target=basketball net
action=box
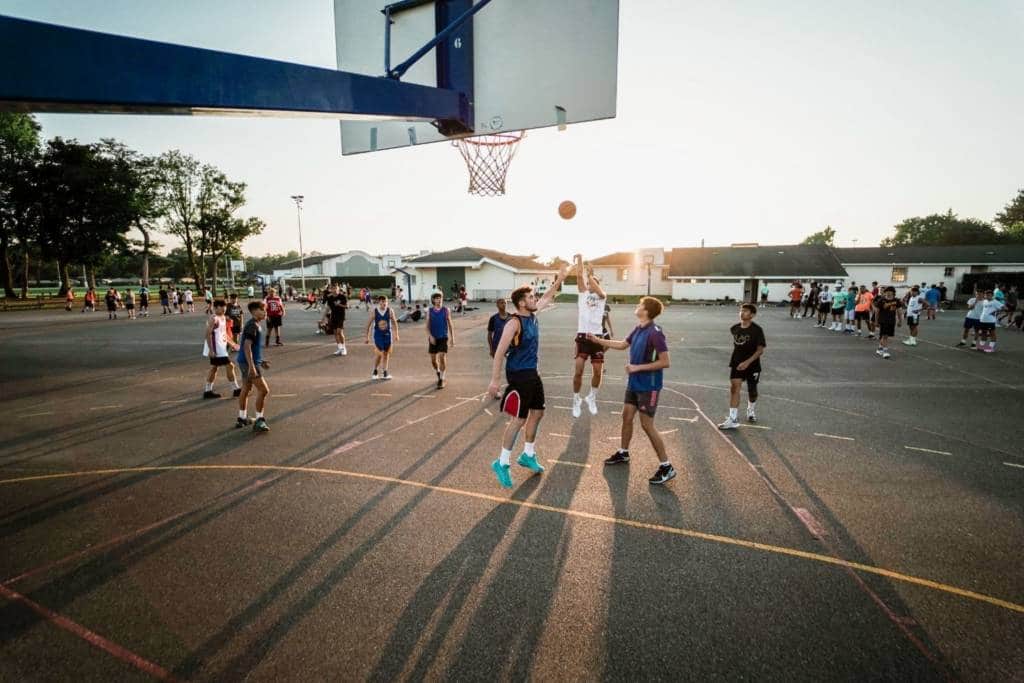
[452,131,525,196]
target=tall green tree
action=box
[97,140,163,285]
[0,113,41,297]
[994,189,1024,243]
[33,138,140,293]
[801,225,837,246]
[880,210,999,246]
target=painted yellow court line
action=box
[1,464,1021,616]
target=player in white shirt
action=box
[901,285,929,346]
[202,299,241,399]
[572,254,608,418]
[977,289,1004,353]
[957,289,985,348]
[815,287,832,328]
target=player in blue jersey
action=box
[486,264,569,488]
[365,294,399,380]
[426,292,455,389]
[588,296,675,484]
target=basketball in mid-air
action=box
[558,200,577,220]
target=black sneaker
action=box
[235,416,253,428]
[747,413,757,423]
[232,388,242,397]
[604,450,630,465]
[253,418,269,433]
[203,390,221,399]
[648,464,676,485]
[436,377,444,390]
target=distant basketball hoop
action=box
[452,131,524,196]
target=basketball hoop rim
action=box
[452,130,525,147]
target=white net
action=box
[452,131,525,196]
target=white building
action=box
[667,244,848,302]
[587,249,672,298]
[834,245,1024,300]
[402,247,556,302]
[272,250,416,281]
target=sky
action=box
[4,0,1023,261]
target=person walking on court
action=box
[104,287,118,320]
[788,282,802,318]
[325,283,349,356]
[264,287,285,346]
[760,282,770,305]
[64,287,74,312]
[802,282,818,318]
[571,254,607,418]
[203,299,241,399]
[486,264,569,488]
[487,298,511,359]
[816,285,832,327]
[587,296,676,485]
[873,286,903,359]
[958,287,983,348]
[366,294,399,380]
[902,285,929,346]
[124,288,136,319]
[138,285,149,317]
[427,292,454,388]
[236,301,271,432]
[718,303,767,429]
[854,285,875,338]
[82,286,96,313]
[184,287,195,313]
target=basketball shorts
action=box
[209,356,230,367]
[574,333,605,362]
[818,303,830,313]
[374,333,392,352]
[266,315,283,329]
[429,337,449,354]
[963,318,978,330]
[855,310,870,322]
[729,366,761,395]
[878,321,896,337]
[977,322,996,332]
[624,389,659,417]
[239,364,265,382]
[329,315,345,331]
[502,369,545,419]
[906,314,920,326]
[845,309,855,321]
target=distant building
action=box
[586,249,672,297]
[403,247,556,302]
[272,251,413,281]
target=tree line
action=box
[801,191,1024,247]
[0,113,264,297]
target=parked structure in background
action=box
[272,250,422,282]
[586,249,672,297]
[402,247,556,302]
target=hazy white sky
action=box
[5,0,1023,260]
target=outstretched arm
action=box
[537,263,569,312]
[585,333,629,351]
[587,267,607,300]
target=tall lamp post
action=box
[643,254,654,296]
[290,194,306,293]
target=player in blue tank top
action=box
[427,292,455,389]
[365,294,399,380]
[587,296,676,485]
[486,264,569,488]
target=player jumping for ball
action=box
[572,254,607,417]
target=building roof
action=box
[589,251,634,266]
[406,247,552,271]
[668,244,847,278]
[277,253,344,269]
[834,244,1024,264]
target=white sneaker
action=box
[340,346,347,356]
[882,351,891,359]
[718,418,739,430]
[333,348,344,356]
[901,338,913,346]
[585,393,598,416]
[875,348,884,356]
[371,370,379,380]
[572,395,582,418]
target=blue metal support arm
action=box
[0,16,470,128]
[385,0,494,80]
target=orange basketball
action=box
[558,200,577,220]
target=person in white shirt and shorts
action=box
[572,254,608,418]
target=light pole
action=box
[290,194,306,293]
[643,254,654,296]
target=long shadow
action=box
[756,435,954,679]
[436,415,593,680]
[0,380,422,540]
[0,385,442,645]
[186,412,500,679]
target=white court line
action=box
[1003,462,1024,469]
[412,394,436,399]
[483,408,493,416]
[738,424,771,430]
[456,396,479,400]
[670,416,698,423]
[159,399,188,405]
[659,429,679,436]
[904,446,953,456]
[322,393,346,397]
[552,406,572,411]
[17,411,54,418]
[814,433,855,441]
[89,405,122,411]
[370,393,392,397]
[275,393,297,398]
[605,436,621,441]
[547,459,590,468]
[609,410,621,415]
[549,433,572,438]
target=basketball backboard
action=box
[334,0,619,155]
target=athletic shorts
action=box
[878,321,896,337]
[817,303,830,313]
[502,369,545,419]
[624,389,659,417]
[329,315,345,330]
[760,294,768,303]
[374,334,392,352]
[855,310,870,322]
[831,307,844,316]
[906,314,919,326]
[238,364,264,382]
[574,333,605,363]
[963,318,978,330]
[125,303,134,310]
[209,356,230,367]
[977,322,995,331]
[266,315,282,329]
[730,366,761,382]
[845,309,855,321]
[429,337,449,354]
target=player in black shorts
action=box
[324,284,349,356]
[719,304,766,429]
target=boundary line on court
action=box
[1,464,1020,615]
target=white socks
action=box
[204,383,213,391]
[729,407,738,420]
[524,442,536,456]
[238,410,247,419]
[747,401,756,413]
[499,448,512,466]
[256,411,264,419]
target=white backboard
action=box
[334,0,619,154]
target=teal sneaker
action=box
[491,459,513,488]
[516,453,545,474]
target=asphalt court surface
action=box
[0,302,1022,680]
